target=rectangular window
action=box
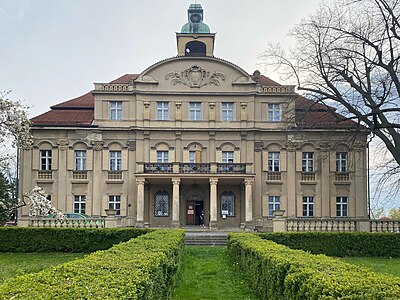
[189,102,201,120]
[189,151,196,163]
[221,102,234,121]
[336,152,348,172]
[109,151,122,171]
[73,195,86,214]
[302,152,314,172]
[222,151,234,163]
[74,150,87,171]
[157,151,169,163]
[110,101,122,120]
[302,196,314,217]
[268,152,280,172]
[108,195,121,215]
[40,150,52,170]
[268,196,281,217]
[336,196,348,217]
[268,103,281,122]
[157,101,169,120]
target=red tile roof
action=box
[31,110,94,126]
[258,75,281,86]
[51,92,94,109]
[110,74,139,84]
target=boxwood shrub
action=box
[0,229,185,300]
[228,233,400,300]
[258,232,400,257]
[0,227,151,253]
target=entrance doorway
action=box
[186,200,204,225]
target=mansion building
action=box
[19,4,369,230]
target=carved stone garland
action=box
[165,65,225,88]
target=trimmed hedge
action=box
[228,233,400,300]
[258,232,400,257]
[0,229,185,300]
[0,227,151,253]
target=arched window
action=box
[185,41,206,56]
[221,191,235,217]
[154,191,169,217]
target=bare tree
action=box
[261,0,400,168]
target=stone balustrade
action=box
[370,220,400,232]
[29,217,105,228]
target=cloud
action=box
[0,0,29,20]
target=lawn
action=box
[340,257,400,277]
[172,246,259,300]
[0,252,85,283]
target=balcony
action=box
[144,163,173,173]
[38,170,52,180]
[217,163,247,174]
[73,171,87,180]
[180,163,210,173]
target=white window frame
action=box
[222,151,234,163]
[221,102,234,121]
[40,150,52,171]
[74,150,87,171]
[336,152,348,172]
[157,101,169,120]
[110,101,122,121]
[157,151,169,163]
[268,103,281,122]
[189,102,202,121]
[268,196,281,217]
[336,196,348,217]
[268,152,280,172]
[302,152,314,172]
[73,195,86,214]
[109,151,122,171]
[108,195,121,215]
[302,196,314,217]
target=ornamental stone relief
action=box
[57,139,69,151]
[126,140,136,151]
[254,142,264,152]
[165,65,225,88]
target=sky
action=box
[0,0,321,117]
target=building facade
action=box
[19,4,369,230]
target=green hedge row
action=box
[0,227,151,253]
[258,232,400,257]
[0,229,185,300]
[228,233,400,300]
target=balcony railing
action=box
[335,172,350,182]
[180,163,211,173]
[267,172,282,181]
[73,170,87,180]
[301,172,316,181]
[38,170,52,180]
[144,163,173,173]
[217,163,246,174]
[108,171,122,180]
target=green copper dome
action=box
[181,4,211,33]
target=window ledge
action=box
[334,181,351,185]
[300,181,317,185]
[36,179,54,184]
[71,180,89,184]
[106,180,124,184]
[266,180,283,185]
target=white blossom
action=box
[25,186,63,218]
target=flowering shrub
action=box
[24,186,63,218]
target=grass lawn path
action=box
[172,246,259,300]
[340,257,400,277]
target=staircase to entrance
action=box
[185,230,228,246]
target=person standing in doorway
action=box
[200,210,205,228]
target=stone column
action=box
[172,178,180,227]
[209,178,218,228]
[244,178,254,224]
[136,178,145,227]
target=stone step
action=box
[185,232,228,246]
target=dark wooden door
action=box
[186,201,195,225]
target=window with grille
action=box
[110,101,122,120]
[108,195,121,215]
[268,103,281,122]
[74,150,87,171]
[336,152,348,172]
[74,195,86,214]
[302,152,314,172]
[336,196,348,217]
[154,191,169,216]
[221,102,234,121]
[222,151,234,163]
[302,196,314,217]
[109,151,122,171]
[189,102,201,120]
[40,150,52,170]
[268,196,281,216]
[157,101,169,120]
[268,152,280,171]
[221,191,235,217]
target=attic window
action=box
[185,41,206,56]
